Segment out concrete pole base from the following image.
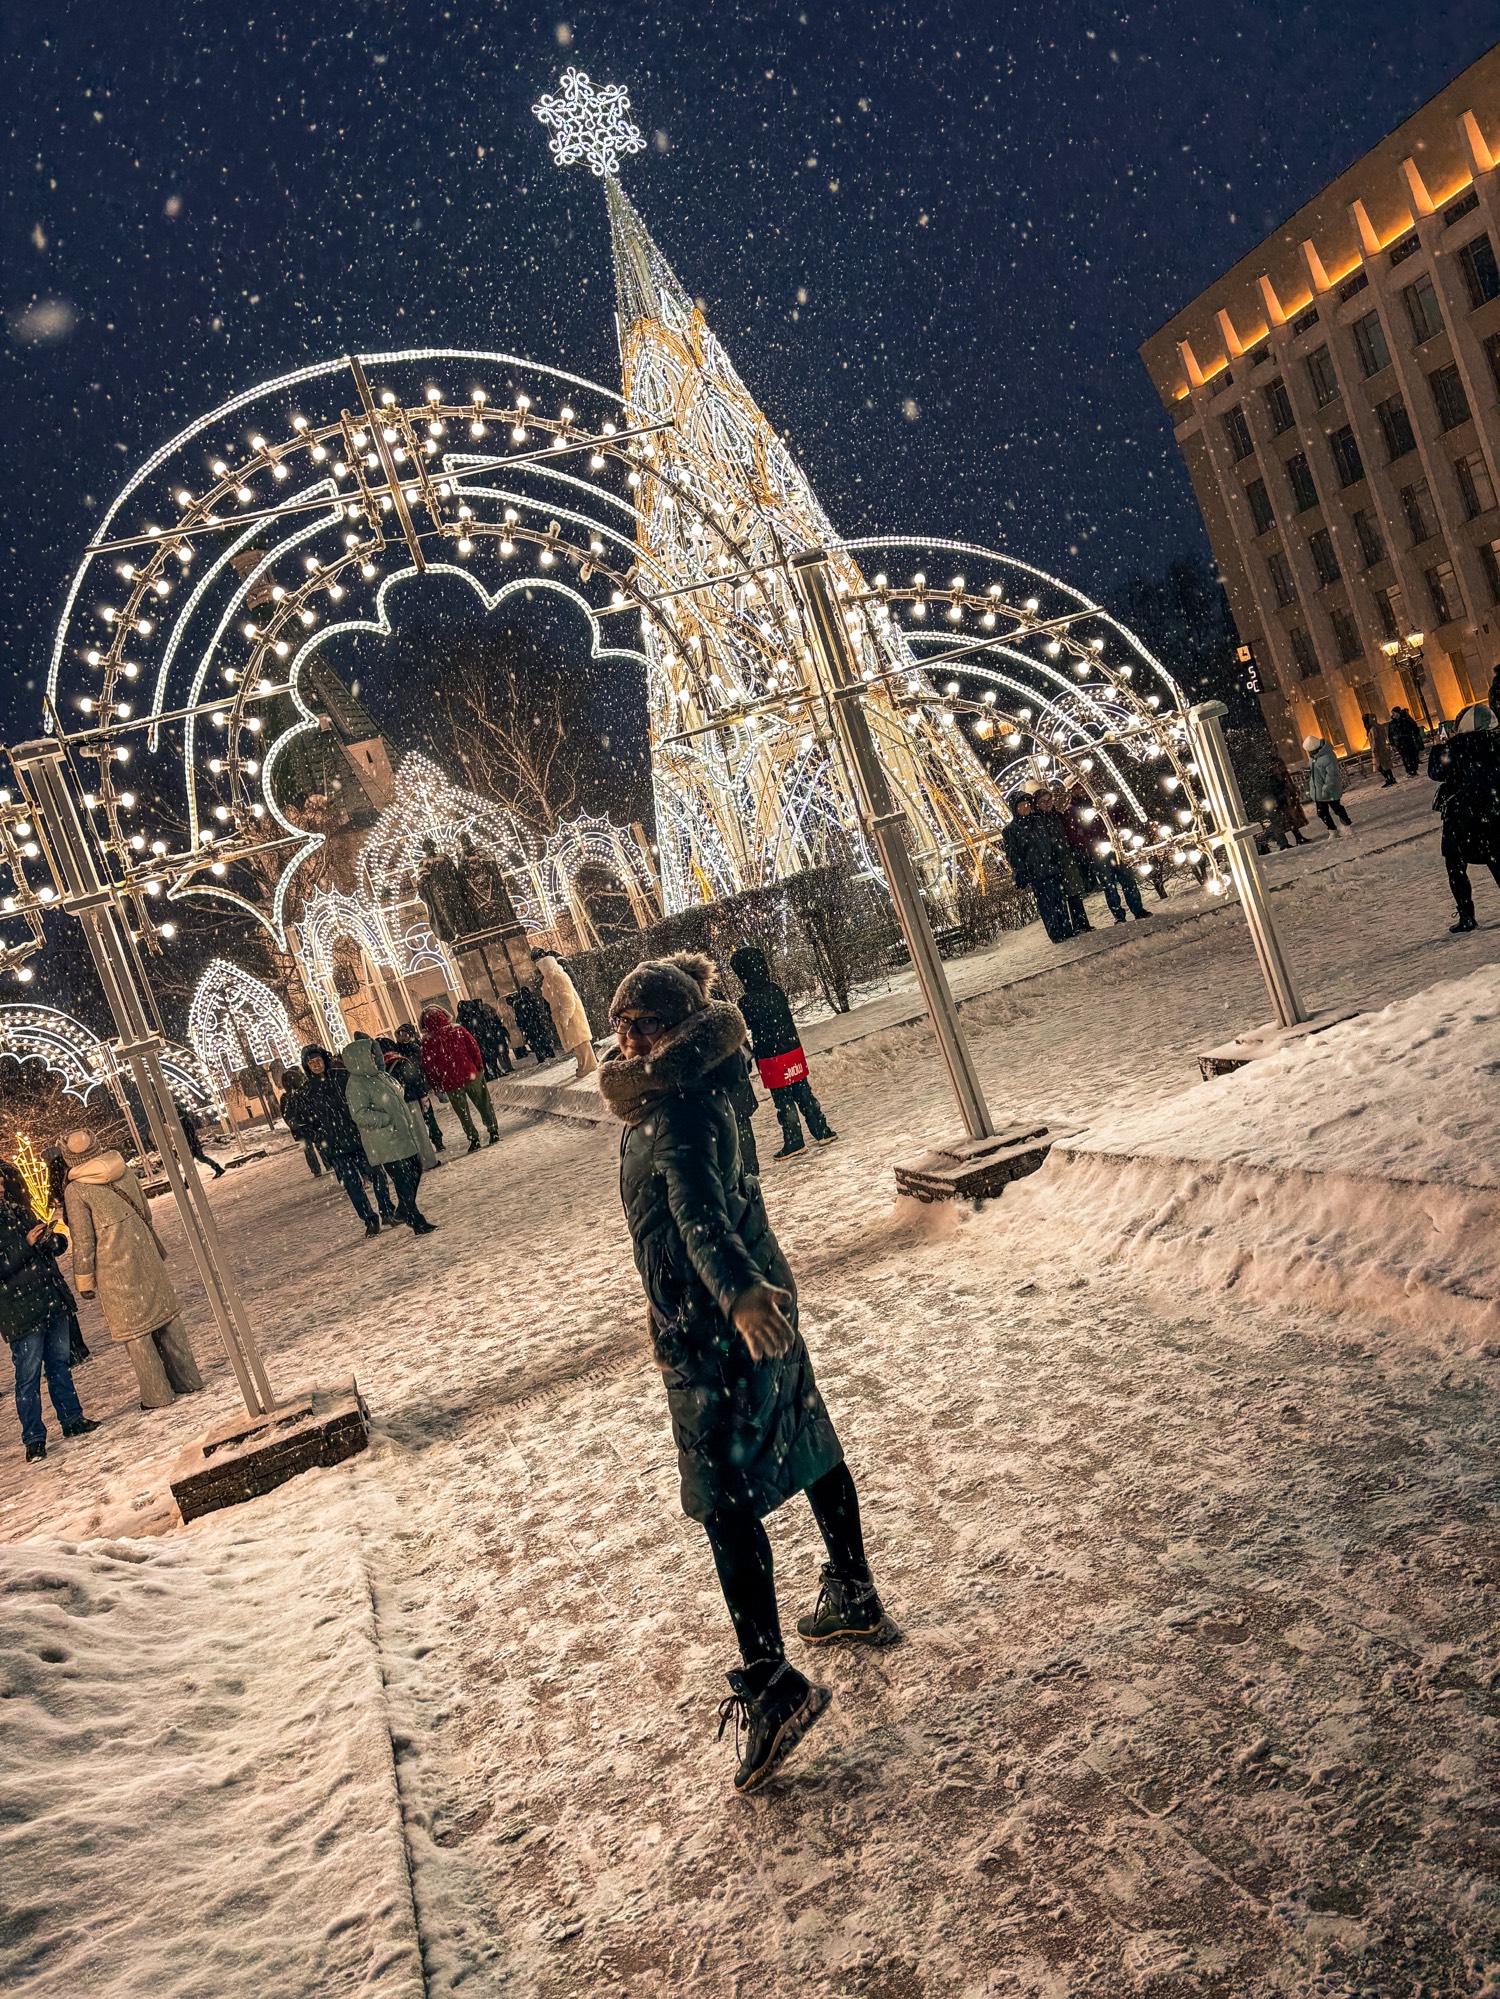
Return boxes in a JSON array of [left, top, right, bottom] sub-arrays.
[[1197, 1008, 1363, 1080], [169, 1380, 370, 1522], [893, 1123, 1072, 1204]]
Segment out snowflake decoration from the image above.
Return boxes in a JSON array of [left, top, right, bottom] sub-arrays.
[[532, 68, 646, 178]]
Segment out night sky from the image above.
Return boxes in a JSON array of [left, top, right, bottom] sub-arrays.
[[4, 4, 1497, 754]]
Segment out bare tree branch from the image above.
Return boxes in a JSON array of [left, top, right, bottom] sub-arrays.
[[420, 654, 580, 834]]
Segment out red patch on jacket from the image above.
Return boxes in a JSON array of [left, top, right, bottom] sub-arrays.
[[756, 1047, 808, 1090]]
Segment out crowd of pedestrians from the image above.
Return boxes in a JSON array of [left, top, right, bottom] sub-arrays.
[[276, 958, 600, 1244]]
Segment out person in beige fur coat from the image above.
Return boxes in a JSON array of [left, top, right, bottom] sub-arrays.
[[62, 1130, 204, 1410], [534, 952, 597, 1078]]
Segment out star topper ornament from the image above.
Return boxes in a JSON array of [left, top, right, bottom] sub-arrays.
[[532, 68, 647, 178]]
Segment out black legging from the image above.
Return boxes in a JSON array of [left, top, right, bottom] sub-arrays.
[[703, 1462, 869, 1666]]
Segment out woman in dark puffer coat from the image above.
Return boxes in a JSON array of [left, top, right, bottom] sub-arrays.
[[599, 951, 895, 1796]]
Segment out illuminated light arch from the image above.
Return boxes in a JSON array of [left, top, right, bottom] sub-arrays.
[[187, 959, 300, 1092], [0, 1005, 117, 1101], [292, 888, 408, 1046], [46, 300, 1222, 945], [359, 749, 544, 940], [539, 814, 661, 938], [0, 1004, 215, 1112]]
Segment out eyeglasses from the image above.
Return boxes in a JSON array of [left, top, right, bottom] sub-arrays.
[[610, 1010, 665, 1038]]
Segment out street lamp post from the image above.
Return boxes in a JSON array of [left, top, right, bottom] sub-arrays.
[[788, 551, 1069, 1202], [1381, 631, 1433, 733]]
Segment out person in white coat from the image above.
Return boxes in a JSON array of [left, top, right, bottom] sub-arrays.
[[61, 1129, 203, 1409], [535, 952, 597, 1077]]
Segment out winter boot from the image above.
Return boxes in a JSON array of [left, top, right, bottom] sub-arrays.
[[364, 1216, 382, 1238], [797, 1565, 900, 1647], [412, 1217, 438, 1236], [25, 1439, 45, 1463], [773, 1142, 808, 1162], [813, 1129, 839, 1147], [1112, 910, 1127, 924], [61, 1418, 100, 1439], [467, 1138, 483, 1155], [717, 1658, 831, 1794], [1451, 914, 1479, 932]]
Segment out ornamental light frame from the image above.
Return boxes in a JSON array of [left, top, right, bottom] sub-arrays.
[[30, 115, 1224, 978], [187, 957, 301, 1093]]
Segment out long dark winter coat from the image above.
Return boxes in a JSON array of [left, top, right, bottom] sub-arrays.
[[508, 985, 557, 1060], [1429, 720, 1500, 863], [299, 1046, 366, 1160], [0, 1205, 67, 1347], [599, 998, 842, 1523], [278, 1072, 322, 1145], [456, 998, 512, 1077], [1002, 810, 1047, 890], [390, 1035, 434, 1103], [1389, 708, 1424, 772], [1032, 806, 1084, 895]]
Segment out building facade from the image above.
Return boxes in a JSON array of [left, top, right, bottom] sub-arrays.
[[1141, 47, 1500, 760]]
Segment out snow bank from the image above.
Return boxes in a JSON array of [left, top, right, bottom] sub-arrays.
[[0, 1483, 422, 1999], [1034, 962, 1500, 1352]]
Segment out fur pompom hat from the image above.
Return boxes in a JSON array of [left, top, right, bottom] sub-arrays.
[[609, 951, 717, 1028]]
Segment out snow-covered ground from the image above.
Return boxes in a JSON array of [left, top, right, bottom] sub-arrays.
[[4, 772, 1500, 1997]]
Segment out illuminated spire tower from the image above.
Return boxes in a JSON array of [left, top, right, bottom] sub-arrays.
[[537, 72, 1010, 907]]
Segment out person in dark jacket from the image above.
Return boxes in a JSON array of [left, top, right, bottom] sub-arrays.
[[393, 1024, 445, 1150], [727, 945, 836, 1161], [0, 1160, 89, 1369], [0, 1194, 97, 1462], [507, 981, 558, 1064], [300, 1045, 393, 1235], [1429, 703, 1500, 931], [1059, 782, 1148, 922], [600, 952, 894, 1794], [457, 997, 513, 1079], [178, 1104, 226, 1178], [1364, 712, 1397, 787], [1033, 788, 1090, 935], [1261, 756, 1310, 849], [1003, 790, 1070, 941], [1388, 705, 1424, 777], [278, 1069, 325, 1176]]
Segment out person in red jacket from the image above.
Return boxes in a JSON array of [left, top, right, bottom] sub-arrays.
[[418, 1006, 499, 1152]]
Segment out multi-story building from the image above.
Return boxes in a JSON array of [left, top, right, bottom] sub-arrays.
[[1141, 46, 1500, 760]]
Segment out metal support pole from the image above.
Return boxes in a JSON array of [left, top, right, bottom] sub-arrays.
[[10, 740, 276, 1417], [1186, 701, 1307, 1030], [790, 551, 994, 1139], [104, 1055, 149, 1167]]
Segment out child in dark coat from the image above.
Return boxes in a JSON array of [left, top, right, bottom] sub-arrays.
[[728, 946, 838, 1161]]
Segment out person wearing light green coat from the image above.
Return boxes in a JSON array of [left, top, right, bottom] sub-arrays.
[[341, 1037, 436, 1235], [1301, 735, 1352, 835]]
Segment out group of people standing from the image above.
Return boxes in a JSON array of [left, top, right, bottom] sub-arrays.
[[275, 951, 601, 1244], [1003, 780, 1160, 944], [3, 1127, 205, 1463], [1299, 702, 1500, 934]]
